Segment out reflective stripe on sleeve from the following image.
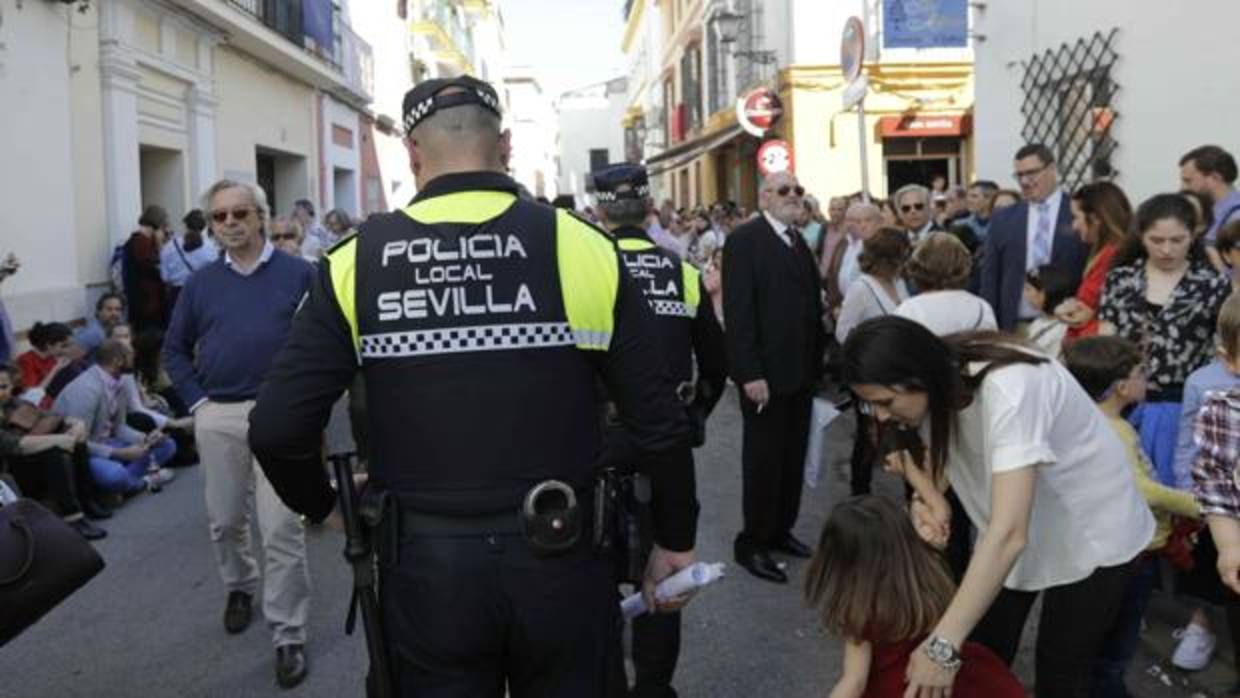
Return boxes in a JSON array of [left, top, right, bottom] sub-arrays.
[[327, 236, 361, 357], [681, 263, 701, 313], [555, 210, 618, 351]]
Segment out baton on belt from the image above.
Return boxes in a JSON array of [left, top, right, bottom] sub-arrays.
[[328, 452, 394, 698]]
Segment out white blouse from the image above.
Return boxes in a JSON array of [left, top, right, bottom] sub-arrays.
[[932, 354, 1155, 591], [835, 274, 909, 344]]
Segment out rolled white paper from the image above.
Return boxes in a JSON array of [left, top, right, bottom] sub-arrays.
[[620, 562, 726, 619]]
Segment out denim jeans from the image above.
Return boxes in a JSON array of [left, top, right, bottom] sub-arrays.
[[89, 436, 177, 493]]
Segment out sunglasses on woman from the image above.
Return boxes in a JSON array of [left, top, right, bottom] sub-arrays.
[[210, 206, 256, 224]]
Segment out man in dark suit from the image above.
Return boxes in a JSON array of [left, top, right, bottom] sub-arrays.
[[722, 171, 826, 584], [979, 144, 1088, 330]]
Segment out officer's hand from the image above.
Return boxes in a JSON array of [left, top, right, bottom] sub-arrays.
[[742, 380, 769, 409], [643, 545, 696, 614]]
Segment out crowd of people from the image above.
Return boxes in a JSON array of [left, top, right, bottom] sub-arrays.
[[613, 142, 1240, 696], [4, 129, 1240, 697]]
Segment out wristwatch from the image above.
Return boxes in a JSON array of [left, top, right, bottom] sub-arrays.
[[925, 635, 963, 672]]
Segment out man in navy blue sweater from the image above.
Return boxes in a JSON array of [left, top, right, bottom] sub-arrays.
[[163, 179, 316, 689]]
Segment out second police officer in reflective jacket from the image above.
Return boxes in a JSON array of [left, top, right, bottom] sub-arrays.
[[591, 164, 727, 698], [247, 76, 700, 697]]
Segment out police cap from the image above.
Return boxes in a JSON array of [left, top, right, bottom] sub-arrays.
[[402, 75, 503, 136], [589, 164, 651, 202]]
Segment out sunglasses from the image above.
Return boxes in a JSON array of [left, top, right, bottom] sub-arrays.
[[270, 233, 299, 242], [773, 185, 805, 197], [210, 206, 256, 224], [901, 203, 926, 213]]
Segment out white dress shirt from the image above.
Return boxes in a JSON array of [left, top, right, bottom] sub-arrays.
[[763, 211, 794, 247], [1019, 189, 1064, 320]]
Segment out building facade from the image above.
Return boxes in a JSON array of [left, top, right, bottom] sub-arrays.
[[504, 70, 559, 200], [0, 0, 391, 338], [973, 0, 1238, 201], [557, 77, 629, 207], [622, 0, 976, 209]]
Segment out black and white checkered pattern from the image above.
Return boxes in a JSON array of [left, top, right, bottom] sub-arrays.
[[403, 97, 436, 135], [595, 185, 650, 202], [360, 322, 576, 358], [650, 300, 695, 318]]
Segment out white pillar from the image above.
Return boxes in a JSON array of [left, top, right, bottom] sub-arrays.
[[187, 85, 219, 205], [100, 46, 144, 246]]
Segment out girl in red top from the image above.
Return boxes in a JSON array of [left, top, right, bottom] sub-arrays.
[[805, 496, 1025, 698], [1058, 182, 1132, 340], [15, 322, 77, 407]]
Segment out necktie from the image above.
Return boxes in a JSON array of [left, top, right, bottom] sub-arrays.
[[1032, 202, 1052, 266]]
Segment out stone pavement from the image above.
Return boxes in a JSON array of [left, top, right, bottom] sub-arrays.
[[0, 388, 1234, 696]]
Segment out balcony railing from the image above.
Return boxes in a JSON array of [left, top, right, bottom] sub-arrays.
[[223, 0, 374, 103], [414, 1, 476, 72]]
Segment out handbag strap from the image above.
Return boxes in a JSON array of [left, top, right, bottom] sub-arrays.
[[0, 515, 35, 586]]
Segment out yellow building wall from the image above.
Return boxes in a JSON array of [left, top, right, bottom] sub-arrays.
[[782, 62, 974, 200], [214, 47, 317, 196], [68, 1, 109, 288]]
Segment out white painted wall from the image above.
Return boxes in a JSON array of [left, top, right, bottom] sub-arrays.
[[557, 79, 629, 204], [346, 0, 415, 206], [505, 72, 559, 199], [0, 1, 85, 331], [214, 46, 317, 213], [322, 94, 361, 215], [974, 1, 1239, 200]]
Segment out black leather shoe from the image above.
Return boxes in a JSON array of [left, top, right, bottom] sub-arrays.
[[224, 591, 253, 634], [81, 499, 113, 520], [70, 518, 107, 540], [735, 550, 788, 584], [276, 644, 308, 689], [772, 534, 813, 559]]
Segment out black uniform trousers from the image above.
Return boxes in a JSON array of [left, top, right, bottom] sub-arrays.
[[735, 390, 812, 555], [380, 531, 625, 698], [4, 445, 92, 517]]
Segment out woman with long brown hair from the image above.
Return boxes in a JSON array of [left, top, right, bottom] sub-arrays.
[[841, 316, 1154, 696], [1056, 181, 1132, 339]]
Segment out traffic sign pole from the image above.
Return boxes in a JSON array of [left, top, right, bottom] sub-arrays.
[[857, 97, 870, 203]]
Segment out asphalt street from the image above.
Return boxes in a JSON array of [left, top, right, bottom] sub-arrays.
[[0, 388, 1227, 697]]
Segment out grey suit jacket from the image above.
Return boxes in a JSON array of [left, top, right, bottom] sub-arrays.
[[53, 366, 144, 457]]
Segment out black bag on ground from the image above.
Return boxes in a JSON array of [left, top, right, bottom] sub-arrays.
[[0, 499, 105, 646]]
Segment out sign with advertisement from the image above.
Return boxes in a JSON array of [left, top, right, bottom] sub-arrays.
[[736, 88, 784, 138], [756, 140, 794, 176], [877, 114, 972, 138], [882, 0, 967, 49]]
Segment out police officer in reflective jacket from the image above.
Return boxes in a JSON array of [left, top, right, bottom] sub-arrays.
[[592, 164, 726, 698], [247, 76, 699, 697]]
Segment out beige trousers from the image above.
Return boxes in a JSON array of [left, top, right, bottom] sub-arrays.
[[194, 400, 310, 647]]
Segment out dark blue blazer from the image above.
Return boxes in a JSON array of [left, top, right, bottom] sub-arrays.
[[978, 196, 1087, 330]]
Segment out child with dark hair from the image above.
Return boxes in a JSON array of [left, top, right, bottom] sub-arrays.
[[16, 322, 78, 407], [1023, 264, 1075, 358], [806, 496, 1023, 698], [1063, 336, 1200, 696]]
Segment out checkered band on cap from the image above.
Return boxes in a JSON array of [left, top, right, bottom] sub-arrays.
[[595, 184, 650, 202], [403, 97, 436, 135], [360, 322, 579, 359]]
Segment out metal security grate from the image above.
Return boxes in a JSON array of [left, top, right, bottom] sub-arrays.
[[1020, 29, 1120, 191]]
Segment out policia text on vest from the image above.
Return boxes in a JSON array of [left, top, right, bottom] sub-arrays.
[[247, 171, 698, 696]]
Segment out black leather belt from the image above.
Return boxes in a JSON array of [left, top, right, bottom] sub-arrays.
[[400, 510, 524, 538]]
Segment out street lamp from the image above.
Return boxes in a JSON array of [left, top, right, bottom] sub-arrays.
[[710, 9, 777, 64]]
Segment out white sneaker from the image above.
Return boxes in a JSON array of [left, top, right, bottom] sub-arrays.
[[145, 468, 176, 490], [1171, 622, 1217, 671]]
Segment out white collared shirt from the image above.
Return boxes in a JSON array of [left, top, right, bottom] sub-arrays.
[[836, 235, 864, 294], [1019, 189, 1064, 320], [763, 211, 794, 247], [224, 240, 275, 277], [1025, 189, 1063, 270]]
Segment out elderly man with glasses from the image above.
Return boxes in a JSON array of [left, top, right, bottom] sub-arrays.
[[979, 143, 1088, 330], [722, 171, 826, 584], [893, 183, 942, 243], [163, 179, 318, 688]]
